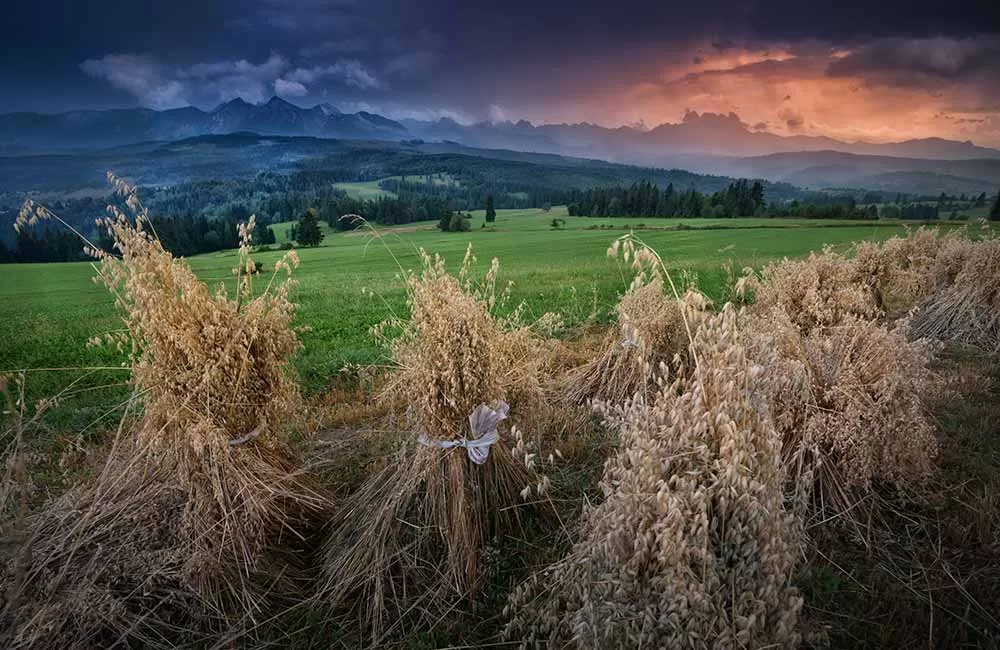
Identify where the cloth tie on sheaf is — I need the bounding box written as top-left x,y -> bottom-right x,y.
417,400 -> 509,464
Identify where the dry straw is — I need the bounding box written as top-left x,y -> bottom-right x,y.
506,302 -> 803,649
850,224 -> 999,351
566,235 -> 700,407
4,175 -> 325,648
910,235 -> 1000,353
319,246 -> 551,642
853,226 -> 970,309
743,243 -> 940,518
744,248 -> 881,333
567,274 -> 687,406
747,315 -> 939,516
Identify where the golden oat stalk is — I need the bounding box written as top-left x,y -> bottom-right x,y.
565,234 -> 699,407
5,175 -> 327,648
318,247 -> 551,643
506,304 -> 803,650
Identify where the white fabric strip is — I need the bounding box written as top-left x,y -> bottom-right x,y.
416,400 -> 509,465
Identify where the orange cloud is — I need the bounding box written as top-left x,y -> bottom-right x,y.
573,39 -> 1000,146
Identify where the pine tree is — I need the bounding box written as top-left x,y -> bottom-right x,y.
296,208 -> 324,247
750,180 -> 765,213
485,194 -> 496,223
990,190 -> 1000,221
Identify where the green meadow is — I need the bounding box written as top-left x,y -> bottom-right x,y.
333,173 -> 461,200
332,179 -> 397,200
0,206 -> 962,433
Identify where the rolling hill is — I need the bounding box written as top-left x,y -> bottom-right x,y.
2,100 -> 999,196
712,150 -> 1000,194
0,132 -> 808,212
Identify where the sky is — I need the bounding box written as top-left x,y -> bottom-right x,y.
2,0 -> 1000,145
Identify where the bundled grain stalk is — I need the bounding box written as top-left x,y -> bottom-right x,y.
743,247 -> 939,516
506,302 -> 803,650
847,224 -> 997,350
4,175 -> 324,648
745,248 -> 881,333
853,226 -> 971,310
911,235 -> 1000,353
319,247 -> 549,640
749,316 -> 938,514
567,236 -> 689,405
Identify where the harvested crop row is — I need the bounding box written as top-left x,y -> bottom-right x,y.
506,303 -> 803,650
3,179 -> 326,649
318,248 -> 553,643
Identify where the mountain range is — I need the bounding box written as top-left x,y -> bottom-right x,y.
709,150 -> 1000,195
0,97 -> 408,151
2,98 -> 999,195
403,111 -> 1000,163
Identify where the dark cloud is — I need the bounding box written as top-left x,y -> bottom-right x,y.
827,36 -> 1000,85
1,0 -> 999,140
711,39 -> 740,50
747,0 -> 1000,42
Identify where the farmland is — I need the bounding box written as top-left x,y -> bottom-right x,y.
332,179 -> 397,200
2,202 -> 999,649
0,207 -> 966,431
6,3 -> 1000,645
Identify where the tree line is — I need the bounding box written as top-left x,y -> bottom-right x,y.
567,179 -> 767,218
0,213 -> 277,263
0,227 -> 89,263
567,181 -> 1000,221
4,181 -> 999,263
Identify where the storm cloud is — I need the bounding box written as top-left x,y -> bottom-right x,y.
3,0 -> 1000,144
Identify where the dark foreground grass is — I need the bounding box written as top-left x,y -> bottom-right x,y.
798,346 -> 1000,648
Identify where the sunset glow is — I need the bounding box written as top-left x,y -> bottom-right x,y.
556,39 -> 1000,145
2,1 -> 999,147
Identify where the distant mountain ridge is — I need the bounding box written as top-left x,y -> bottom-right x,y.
2,100 -> 999,195
402,111 -> 1000,163
0,132 -> 811,209
3,100 -> 998,162
0,97 -> 407,151
706,150 -> 1000,195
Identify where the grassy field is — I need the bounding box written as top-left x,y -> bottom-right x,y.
333,179 -> 397,200
0,207 -> 971,432
333,173 -> 461,200
4,205 -> 1000,649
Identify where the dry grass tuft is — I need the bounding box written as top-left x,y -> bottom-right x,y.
745,248 -> 881,332
3,176 -> 326,648
911,236 -> 1000,353
566,275 -> 687,406
748,315 -> 939,517
318,247 -> 552,643
505,303 -> 803,649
